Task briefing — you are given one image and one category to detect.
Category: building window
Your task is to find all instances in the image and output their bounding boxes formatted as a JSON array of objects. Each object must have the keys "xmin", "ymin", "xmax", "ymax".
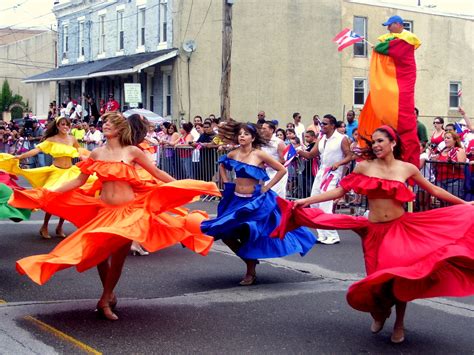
[
  {"xmin": 117, "ymin": 11, "xmax": 124, "ymax": 51},
  {"xmin": 137, "ymin": 7, "xmax": 146, "ymax": 47},
  {"xmin": 99, "ymin": 15, "xmax": 106, "ymax": 54},
  {"xmin": 78, "ymin": 21, "xmax": 85, "ymax": 57},
  {"xmin": 163, "ymin": 73, "xmax": 172, "ymax": 116},
  {"xmin": 62, "ymin": 25, "xmax": 68, "ymax": 58},
  {"xmin": 160, "ymin": 0, "xmax": 167, "ymax": 43},
  {"xmin": 403, "ymin": 21, "xmax": 413, "ymax": 32},
  {"xmin": 353, "ymin": 16, "xmax": 367, "ymax": 57},
  {"xmin": 354, "ymin": 78, "xmax": 367, "ymax": 106},
  {"xmin": 449, "ymin": 82, "xmax": 461, "ymax": 109}
]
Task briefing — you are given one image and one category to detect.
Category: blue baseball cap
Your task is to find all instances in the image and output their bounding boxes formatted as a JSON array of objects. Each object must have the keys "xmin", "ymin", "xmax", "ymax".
[{"xmin": 382, "ymin": 15, "xmax": 404, "ymax": 26}]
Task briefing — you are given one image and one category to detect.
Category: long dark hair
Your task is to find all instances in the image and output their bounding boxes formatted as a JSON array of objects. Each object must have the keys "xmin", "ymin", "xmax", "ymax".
[
  {"xmin": 127, "ymin": 114, "xmax": 149, "ymax": 146},
  {"xmin": 218, "ymin": 120, "xmax": 267, "ymax": 148},
  {"xmin": 43, "ymin": 117, "xmax": 71, "ymax": 140},
  {"xmin": 360, "ymin": 125, "xmax": 403, "ymax": 160}
]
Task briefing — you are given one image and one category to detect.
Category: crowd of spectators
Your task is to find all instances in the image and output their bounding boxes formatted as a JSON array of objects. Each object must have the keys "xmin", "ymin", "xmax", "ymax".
[{"xmin": 1, "ymin": 102, "xmax": 473, "ymax": 204}]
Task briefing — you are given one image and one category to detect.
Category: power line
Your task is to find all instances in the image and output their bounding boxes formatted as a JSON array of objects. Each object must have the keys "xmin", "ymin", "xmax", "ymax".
[
  {"xmin": 193, "ymin": 0, "xmax": 212, "ymax": 42},
  {"xmin": 0, "ymin": 0, "xmax": 29, "ymax": 12},
  {"xmin": 0, "ymin": 60, "xmax": 54, "ymax": 69}
]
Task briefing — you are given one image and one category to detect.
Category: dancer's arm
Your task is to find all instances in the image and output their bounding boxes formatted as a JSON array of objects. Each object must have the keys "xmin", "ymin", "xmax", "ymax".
[
  {"xmin": 130, "ymin": 146, "xmax": 175, "ymax": 182},
  {"xmin": 52, "ymin": 173, "xmax": 90, "ymax": 192},
  {"xmin": 14, "ymin": 148, "xmax": 41, "ymax": 160},
  {"xmin": 219, "ymin": 163, "xmax": 229, "ymax": 183},
  {"xmin": 407, "ymin": 163, "xmax": 468, "ymax": 205},
  {"xmin": 257, "ymin": 150, "xmax": 286, "ymax": 193},
  {"xmin": 293, "ymin": 187, "xmax": 346, "ymax": 208}
]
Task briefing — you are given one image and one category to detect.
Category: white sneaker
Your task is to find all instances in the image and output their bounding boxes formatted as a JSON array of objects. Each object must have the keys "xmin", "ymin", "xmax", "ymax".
[{"xmin": 319, "ymin": 237, "xmax": 340, "ymax": 245}]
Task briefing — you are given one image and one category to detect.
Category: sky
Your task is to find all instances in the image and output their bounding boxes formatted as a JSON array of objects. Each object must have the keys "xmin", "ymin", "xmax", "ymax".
[{"xmin": 0, "ymin": 0, "xmax": 473, "ymax": 29}]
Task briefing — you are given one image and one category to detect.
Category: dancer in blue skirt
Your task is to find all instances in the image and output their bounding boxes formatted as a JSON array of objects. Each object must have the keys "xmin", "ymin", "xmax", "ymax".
[{"xmin": 201, "ymin": 122, "xmax": 316, "ymax": 285}]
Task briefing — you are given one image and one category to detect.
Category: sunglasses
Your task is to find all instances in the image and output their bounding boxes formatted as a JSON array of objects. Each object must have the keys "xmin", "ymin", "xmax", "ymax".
[
  {"xmin": 320, "ymin": 122, "xmax": 329, "ymax": 126},
  {"xmin": 433, "ymin": 121, "xmax": 441, "ymax": 124}
]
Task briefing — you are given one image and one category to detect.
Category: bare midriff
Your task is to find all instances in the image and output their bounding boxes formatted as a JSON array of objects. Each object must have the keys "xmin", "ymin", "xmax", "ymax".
[
  {"xmin": 367, "ymin": 198, "xmax": 405, "ymax": 223},
  {"xmin": 101, "ymin": 181, "xmax": 135, "ymax": 205},
  {"xmin": 234, "ymin": 177, "xmax": 260, "ymax": 195},
  {"xmin": 53, "ymin": 157, "xmax": 73, "ymax": 169}
]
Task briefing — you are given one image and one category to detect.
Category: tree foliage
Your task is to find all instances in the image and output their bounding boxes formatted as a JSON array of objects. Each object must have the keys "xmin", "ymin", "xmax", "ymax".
[{"xmin": 0, "ymin": 80, "xmax": 27, "ymax": 119}]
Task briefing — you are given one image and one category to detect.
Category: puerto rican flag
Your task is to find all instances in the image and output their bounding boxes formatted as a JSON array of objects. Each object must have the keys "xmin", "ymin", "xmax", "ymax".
[
  {"xmin": 283, "ymin": 144, "xmax": 297, "ymax": 167},
  {"xmin": 333, "ymin": 28, "xmax": 364, "ymax": 51}
]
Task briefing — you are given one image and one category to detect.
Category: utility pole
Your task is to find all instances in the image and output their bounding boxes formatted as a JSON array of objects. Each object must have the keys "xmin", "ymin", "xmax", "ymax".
[{"xmin": 220, "ymin": 0, "xmax": 233, "ymax": 121}]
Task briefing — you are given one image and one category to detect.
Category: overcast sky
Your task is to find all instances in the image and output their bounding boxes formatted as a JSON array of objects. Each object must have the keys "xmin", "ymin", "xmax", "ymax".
[{"xmin": 0, "ymin": 0, "xmax": 473, "ymax": 29}]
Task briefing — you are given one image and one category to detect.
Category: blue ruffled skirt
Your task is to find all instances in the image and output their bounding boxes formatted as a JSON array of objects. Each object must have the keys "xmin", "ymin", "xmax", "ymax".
[{"xmin": 201, "ymin": 183, "xmax": 317, "ymax": 259}]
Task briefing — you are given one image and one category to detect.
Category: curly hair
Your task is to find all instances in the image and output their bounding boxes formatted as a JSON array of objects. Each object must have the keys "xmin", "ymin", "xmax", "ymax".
[{"xmin": 218, "ymin": 120, "xmax": 268, "ymax": 148}]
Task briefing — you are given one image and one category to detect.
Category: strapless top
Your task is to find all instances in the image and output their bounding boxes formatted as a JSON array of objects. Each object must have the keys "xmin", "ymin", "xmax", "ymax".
[
  {"xmin": 78, "ymin": 158, "xmax": 143, "ymax": 185},
  {"xmin": 339, "ymin": 173, "xmax": 415, "ymax": 202},
  {"xmin": 37, "ymin": 141, "xmax": 79, "ymax": 159},
  {"xmin": 218, "ymin": 155, "xmax": 269, "ymax": 181}
]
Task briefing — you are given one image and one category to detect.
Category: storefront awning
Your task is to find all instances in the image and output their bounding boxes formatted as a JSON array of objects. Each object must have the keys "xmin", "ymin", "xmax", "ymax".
[{"xmin": 24, "ymin": 48, "xmax": 178, "ymax": 83}]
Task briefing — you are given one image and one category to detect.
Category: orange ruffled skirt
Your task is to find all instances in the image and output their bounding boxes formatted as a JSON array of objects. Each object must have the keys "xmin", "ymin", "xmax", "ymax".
[
  {"xmin": 11, "ymin": 180, "xmax": 221, "ymax": 285},
  {"xmin": 273, "ymin": 198, "xmax": 474, "ymax": 315}
]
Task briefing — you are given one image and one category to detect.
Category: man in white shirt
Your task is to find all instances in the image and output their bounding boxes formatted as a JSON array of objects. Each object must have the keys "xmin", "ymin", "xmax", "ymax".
[
  {"xmin": 297, "ymin": 114, "xmax": 352, "ymax": 245},
  {"xmin": 84, "ymin": 124, "xmax": 103, "ymax": 151},
  {"xmin": 260, "ymin": 121, "xmax": 287, "ymax": 198},
  {"xmin": 293, "ymin": 112, "xmax": 305, "ymax": 143}
]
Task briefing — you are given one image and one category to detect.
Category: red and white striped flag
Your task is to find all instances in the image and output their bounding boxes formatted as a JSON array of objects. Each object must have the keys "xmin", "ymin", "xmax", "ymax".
[
  {"xmin": 332, "ymin": 28, "xmax": 364, "ymax": 52},
  {"xmin": 458, "ymin": 89, "xmax": 463, "ymax": 97}
]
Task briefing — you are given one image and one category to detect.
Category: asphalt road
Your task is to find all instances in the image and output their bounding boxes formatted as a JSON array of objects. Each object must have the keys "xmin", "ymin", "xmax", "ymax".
[{"xmin": 0, "ymin": 202, "xmax": 473, "ymax": 354}]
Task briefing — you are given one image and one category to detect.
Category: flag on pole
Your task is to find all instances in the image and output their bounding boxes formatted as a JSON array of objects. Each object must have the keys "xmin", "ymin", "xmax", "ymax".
[
  {"xmin": 283, "ymin": 144, "xmax": 297, "ymax": 167},
  {"xmin": 332, "ymin": 28, "xmax": 364, "ymax": 51}
]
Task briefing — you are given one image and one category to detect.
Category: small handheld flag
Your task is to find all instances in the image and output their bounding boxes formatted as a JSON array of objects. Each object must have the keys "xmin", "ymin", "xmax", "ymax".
[
  {"xmin": 283, "ymin": 144, "xmax": 297, "ymax": 167},
  {"xmin": 333, "ymin": 28, "xmax": 364, "ymax": 51}
]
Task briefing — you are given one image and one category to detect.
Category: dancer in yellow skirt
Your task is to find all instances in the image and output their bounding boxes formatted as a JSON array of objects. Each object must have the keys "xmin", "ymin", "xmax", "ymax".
[{"xmin": 0, "ymin": 116, "xmax": 91, "ymax": 238}]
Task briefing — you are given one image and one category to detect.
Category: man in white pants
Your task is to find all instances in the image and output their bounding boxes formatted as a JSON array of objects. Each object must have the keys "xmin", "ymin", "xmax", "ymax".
[
  {"xmin": 260, "ymin": 121, "xmax": 288, "ymax": 198},
  {"xmin": 297, "ymin": 114, "xmax": 352, "ymax": 244}
]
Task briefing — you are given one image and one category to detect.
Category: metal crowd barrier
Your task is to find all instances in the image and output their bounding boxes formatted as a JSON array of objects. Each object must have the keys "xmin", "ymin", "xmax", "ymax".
[{"xmin": 13, "ymin": 141, "xmax": 473, "ymax": 211}]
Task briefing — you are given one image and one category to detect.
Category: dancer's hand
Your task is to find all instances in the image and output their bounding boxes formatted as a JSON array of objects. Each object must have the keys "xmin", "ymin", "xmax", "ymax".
[{"xmin": 293, "ymin": 198, "xmax": 310, "ymax": 209}]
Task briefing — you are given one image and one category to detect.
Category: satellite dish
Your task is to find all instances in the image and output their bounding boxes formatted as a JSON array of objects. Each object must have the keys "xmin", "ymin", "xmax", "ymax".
[{"xmin": 182, "ymin": 40, "xmax": 197, "ymax": 53}]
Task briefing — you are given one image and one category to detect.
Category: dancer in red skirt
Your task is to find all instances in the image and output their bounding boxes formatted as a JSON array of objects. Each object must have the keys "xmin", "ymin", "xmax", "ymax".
[{"xmin": 273, "ymin": 125, "xmax": 474, "ymax": 343}]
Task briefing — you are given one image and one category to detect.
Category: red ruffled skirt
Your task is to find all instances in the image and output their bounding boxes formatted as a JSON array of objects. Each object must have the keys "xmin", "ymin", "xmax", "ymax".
[
  {"xmin": 273, "ymin": 198, "xmax": 474, "ymax": 314},
  {"xmin": 11, "ymin": 180, "xmax": 221, "ymax": 285}
]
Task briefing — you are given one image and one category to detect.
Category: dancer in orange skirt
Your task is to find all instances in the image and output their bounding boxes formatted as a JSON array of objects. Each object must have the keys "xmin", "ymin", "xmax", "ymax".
[
  {"xmin": 11, "ymin": 112, "xmax": 220, "ymax": 320},
  {"xmin": 273, "ymin": 126, "xmax": 474, "ymax": 343}
]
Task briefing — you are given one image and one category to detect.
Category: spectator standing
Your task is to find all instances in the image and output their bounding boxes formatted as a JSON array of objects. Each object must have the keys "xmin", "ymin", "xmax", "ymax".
[
  {"xmin": 432, "ymin": 132, "xmax": 466, "ymax": 198},
  {"xmin": 297, "ymin": 114, "xmax": 352, "ymax": 245},
  {"xmin": 84, "ymin": 94, "xmax": 100, "ymax": 125},
  {"xmin": 415, "ymin": 107, "xmax": 428, "ymax": 144},
  {"xmin": 430, "ymin": 117, "xmax": 445, "ymax": 152},
  {"xmin": 105, "ymin": 93, "xmax": 120, "ymax": 112},
  {"xmin": 191, "ymin": 115, "xmax": 203, "ymax": 140},
  {"xmin": 29, "ymin": 119, "xmax": 45, "ymax": 167},
  {"xmin": 260, "ymin": 121, "xmax": 287, "ymax": 198},
  {"xmin": 345, "ymin": 110, "xmax": 358, "ymax": 138},
  {"xmin": 292, "ymin": 112, "xmax": 305, "ymax": 143},
  {"xmin": 84, "ymin": 124, "xmax": 103, "ymax": 151},
  {"xmin": 306, "ymin": 114, "xmax": 321, "ymax": 135}
]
